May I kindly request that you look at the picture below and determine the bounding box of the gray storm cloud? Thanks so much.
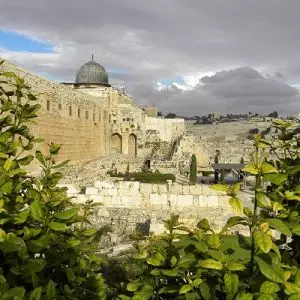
[0,0,300,115]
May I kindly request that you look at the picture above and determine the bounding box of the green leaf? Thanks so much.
[46,280,56,299]
[264,218,292,236]
[29,287,42,300]
[264,173,287,185]
[255,256,285,283]
[224,273,239,300]
[4,157,13,171]
[23,259,46,275]
[82,228,97,236]
[295,269,300,287]
[285,191,300,201]
[192,278,203,287]
[260,281,280,293]
[0,235,27,258]
[50,143,61,155]
[261,162,278,174]
[0,228,6,242]
[24,227,41,238]
[1,287,25,300]
[66,238,80,248]
[288,294,300,300]
[18,155,34,166]
[226,262,246,271]
[28,235,49,252]
[133,250,148,259]
[199,259,223,270]
[1,181,12,194]
[2,71,16,77]
[207,250,227,262]
[159,286,178,294]
[150,269,161,276]
[257,192,272,208]
[197,218,211,231]
[127,281,142,292]
[254,231,272,253]
[236,293,253,300]
[179,284,192,294]
[54,208,79,220]
[170,256,177,266]
[161,269,178,277]
[222,216,248,232]
[257,295,274,300]
[242,163,259,175]
[199,282,211,300]
[207,234,220,249]
[31,199,45,222]
[284,282,300,294]
[292,225,300,236]
[146,252,165,266]
[210,184,228,192]
[229,197,244,214]
[52,159,70,169]
[48,222,68,232]
[35,150,46,166]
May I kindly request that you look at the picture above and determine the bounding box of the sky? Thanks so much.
[0,0,300,116]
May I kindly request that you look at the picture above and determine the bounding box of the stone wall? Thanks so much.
[0,60,109,166]
[181,121,274,169]
[145,117,185,142]
[60,181,241,245]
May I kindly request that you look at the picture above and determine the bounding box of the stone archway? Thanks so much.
[128,134,137,158]
[111,133,122,154]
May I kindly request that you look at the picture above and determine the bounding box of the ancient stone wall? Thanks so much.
[59,181,248,250]
[181,121,274,169]
[145,117,185,142]
[0,60,109,165]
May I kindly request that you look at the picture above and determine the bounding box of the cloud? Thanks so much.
[130,67,300,116]
[1,0,300,114]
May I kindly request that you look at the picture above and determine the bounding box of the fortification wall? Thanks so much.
[145,117,185,142]
[0,60,110,163]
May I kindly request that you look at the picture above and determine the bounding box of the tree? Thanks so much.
[164,113,177,119]
[268,111,278,118]
[189,154,197,185]
[0,63,106,299]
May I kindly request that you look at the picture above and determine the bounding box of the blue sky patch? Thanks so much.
[0,30,53,53]
[108,67,129,73]
[159,75,185,86]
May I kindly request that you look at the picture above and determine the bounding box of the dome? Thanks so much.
[75,59,109,85]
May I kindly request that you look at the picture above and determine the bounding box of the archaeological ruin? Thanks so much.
[0,58,274,253]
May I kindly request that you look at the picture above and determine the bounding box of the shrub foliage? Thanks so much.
[119,119,300,299]
[0,64,106,299]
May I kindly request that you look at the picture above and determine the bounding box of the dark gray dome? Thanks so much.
[75,60,109,85]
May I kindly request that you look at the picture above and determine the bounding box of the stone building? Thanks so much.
[0,58,185,167]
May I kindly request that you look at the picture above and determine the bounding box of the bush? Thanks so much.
[249,128,259,134]
[120,119,300,299]
[0,64,106,298]
[109,171,175,183]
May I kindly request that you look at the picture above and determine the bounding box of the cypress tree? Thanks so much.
[189,154,197,185]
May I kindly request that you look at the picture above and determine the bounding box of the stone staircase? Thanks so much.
[175,174,190,185]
